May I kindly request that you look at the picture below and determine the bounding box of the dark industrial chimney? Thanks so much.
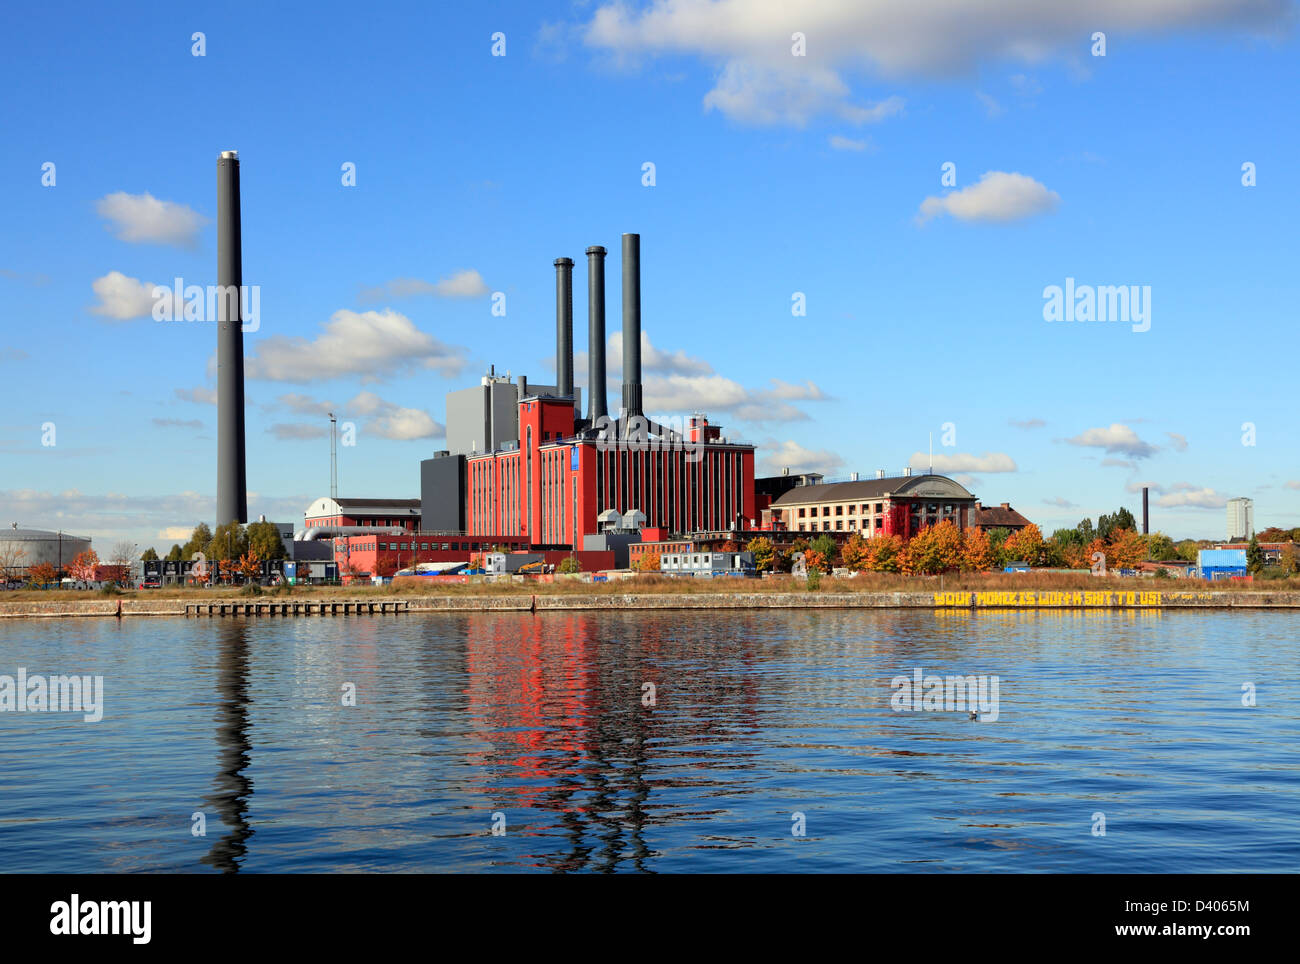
[585,245,608,423]
[216,150,247,526]
[1142,486,1149,534]
[621,233,642,425]
[554,257,574,398]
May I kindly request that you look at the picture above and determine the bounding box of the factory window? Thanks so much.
[847,505,856,514]
[861,504,869,513]
[822,522,831,531]
[835,505,843,516]
[848,520,856,529]
[798,508,806,518]
[836,521,843,530]
[421,543,428,551]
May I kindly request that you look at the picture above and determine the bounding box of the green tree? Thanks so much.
[558,555,582,574]
[166,544,183,562]
[746,536,776,573]
[206,523,250,579]
[140,547,159,562]
[1146,532,1179,562]
[1098,507,1136,542]
[1246,533,1264,574]
[182,523,213,560]
[809,534,838,568]
[247,520,286,560]
[1076,517,1096,544]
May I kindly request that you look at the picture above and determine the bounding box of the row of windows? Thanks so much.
[594,446,746,533]
[796,503,886,518]
[360,541,507,552]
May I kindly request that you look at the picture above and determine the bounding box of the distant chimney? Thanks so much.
[1142,486,1150,534]
[876,469,885,479]
[903,467,913,477]
[850,471,859,481]
[585,245,608,422]
[782,466,790,476]
[554,257,574,398]
[1001,502,1010,510]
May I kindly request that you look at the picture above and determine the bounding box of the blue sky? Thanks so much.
[1,0,1297,552]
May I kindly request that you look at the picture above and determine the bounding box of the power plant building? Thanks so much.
[318,233,755,575]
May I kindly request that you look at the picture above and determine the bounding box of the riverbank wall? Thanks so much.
[1,589,1299,618]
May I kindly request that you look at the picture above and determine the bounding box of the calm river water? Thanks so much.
[1,610,1296,873]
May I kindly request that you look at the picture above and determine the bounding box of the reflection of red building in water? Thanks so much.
[461,611,765,870]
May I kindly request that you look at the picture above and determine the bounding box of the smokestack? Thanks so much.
[554,257,574,398]
[621,233,642,426]
[585,245,608,422]
[1143,486,1149,534]
[216,150,247,526]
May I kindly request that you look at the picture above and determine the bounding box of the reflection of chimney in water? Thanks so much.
[201,620,254,873]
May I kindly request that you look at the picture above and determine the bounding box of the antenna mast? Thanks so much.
[329,413,338,499]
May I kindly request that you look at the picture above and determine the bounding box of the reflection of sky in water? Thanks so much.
[0,610,1296,872]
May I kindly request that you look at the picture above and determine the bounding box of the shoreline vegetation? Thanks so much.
[3,572,1300,618]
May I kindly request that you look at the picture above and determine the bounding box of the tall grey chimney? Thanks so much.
[585,245,608,423]
[621,233,642,426]
[554,257,574,398]
[1142,486,1149,534]
[216,150,247,526]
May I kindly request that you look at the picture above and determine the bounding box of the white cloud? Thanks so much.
[267,423,329,441]
[1166,431,1189,452]
[174,386,218,405]
[1043,496,1077,508]
[1285,480,1300,491]
[358,270,490,303]
[759,440,845,477]
[0,488,309,554]
[90,271,168,320]
[580,333,827,424]
[976,91,1004,117]
[603,330,715,375]
[243,309,467,383]
[909,451,1017,473]
[581,1,1290,126]
[276,393,336,416]
[95,192,207,248]
[1065,423,1159,459]
[918,171,1059,224]
[1009,417,1046,429]
[347,391,443,440]
[151,418,202,430]
[1156,487,1228,509]
[829,134,869,151]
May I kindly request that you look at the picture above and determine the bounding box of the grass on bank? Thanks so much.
[5,570,1300,603]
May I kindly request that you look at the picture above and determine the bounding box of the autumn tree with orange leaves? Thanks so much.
[865,533,905,572]
[238,546,262,583]
[904,521,965,574]
[840,531,870,572]
[1107,528,1147,570]
[66,549,100,581]
[1004,524,1046,567]
[962,526,996,571]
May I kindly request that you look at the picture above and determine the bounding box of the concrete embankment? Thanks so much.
[1,589,1299,619]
